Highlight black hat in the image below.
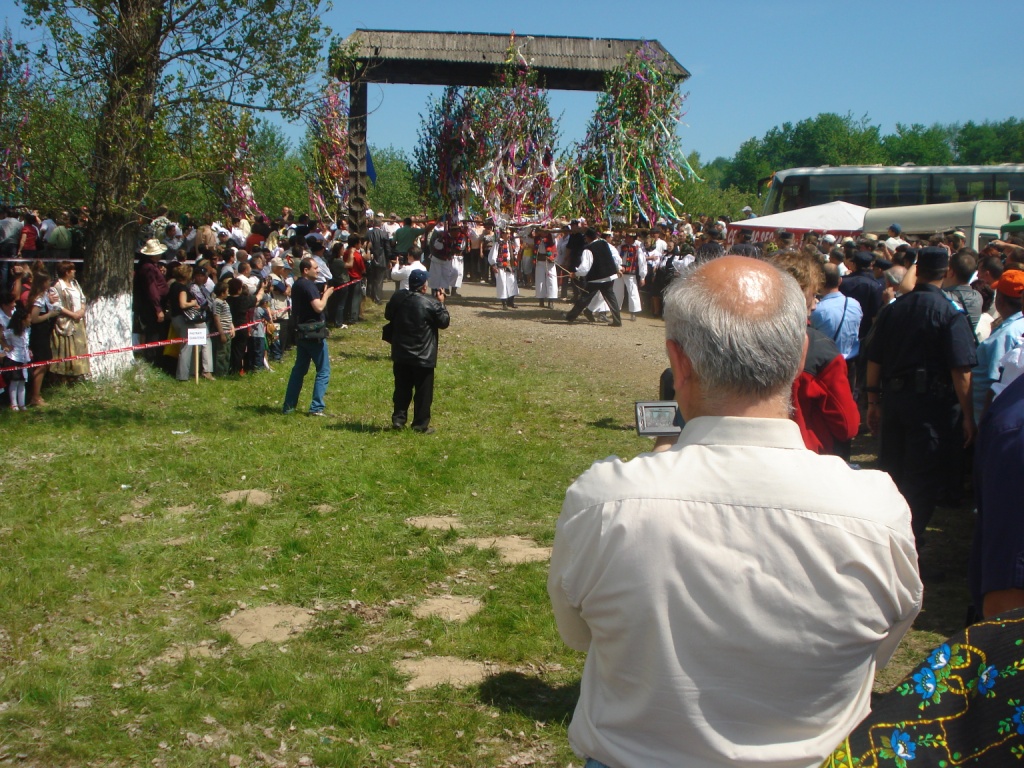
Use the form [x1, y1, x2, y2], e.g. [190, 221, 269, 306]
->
[917, 246, 950, 272]
[875, 258, 893, 270]
[853, 251, 874, 268]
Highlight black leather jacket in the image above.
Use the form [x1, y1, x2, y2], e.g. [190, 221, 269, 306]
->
[385, 289, 450, 367]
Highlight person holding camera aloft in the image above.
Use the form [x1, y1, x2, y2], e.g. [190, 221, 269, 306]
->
[282, 257, 334, 417]
[384, 269, 449, 434]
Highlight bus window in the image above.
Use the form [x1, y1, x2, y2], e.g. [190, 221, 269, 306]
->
[808, 174, 869, 207]
[779, 179, 807, 212]
[931, 175, 959, 204]
[994, 174, 1024, 200]
[872, 174, 927, 208]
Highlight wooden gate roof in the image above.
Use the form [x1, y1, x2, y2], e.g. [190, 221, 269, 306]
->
[336, 29, 689, 91]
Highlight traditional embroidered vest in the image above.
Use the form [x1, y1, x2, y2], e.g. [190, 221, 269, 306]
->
[498, 242, 517, 270]
[620, 243, 638, 274]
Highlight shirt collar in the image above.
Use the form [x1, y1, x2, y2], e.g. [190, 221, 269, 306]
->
[678, 416, 807, 450]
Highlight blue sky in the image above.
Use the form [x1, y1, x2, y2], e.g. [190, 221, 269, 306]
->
[3, 0, 1019, 164]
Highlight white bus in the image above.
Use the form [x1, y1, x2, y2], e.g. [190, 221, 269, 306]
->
[761, 165, 1024, 216]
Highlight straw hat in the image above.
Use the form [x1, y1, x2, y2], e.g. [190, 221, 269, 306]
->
[140, 238, 168, 256]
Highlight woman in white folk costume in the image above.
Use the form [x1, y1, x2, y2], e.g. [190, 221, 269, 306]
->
[488, 228, 520, 309]
[614, 231, 648, 321]
[534, 229, 559, 309]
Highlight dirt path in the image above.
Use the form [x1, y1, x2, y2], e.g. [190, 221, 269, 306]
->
[429, 280, 669, 389]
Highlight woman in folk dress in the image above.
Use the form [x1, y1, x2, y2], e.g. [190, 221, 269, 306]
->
[488, 228, 520, 309]
[50, 261, 91, 380]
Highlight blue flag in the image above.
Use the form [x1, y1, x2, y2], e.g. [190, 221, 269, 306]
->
[366, 147, 377, 185]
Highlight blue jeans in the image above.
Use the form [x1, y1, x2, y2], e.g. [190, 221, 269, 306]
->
[585, 760, 612, 768]
[282, 338, 330, 413]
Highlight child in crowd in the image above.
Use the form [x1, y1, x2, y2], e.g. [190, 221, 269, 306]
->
[251, 295, 272, 372]
[211, 280, 234, 377]
[2, 295, 31, 411]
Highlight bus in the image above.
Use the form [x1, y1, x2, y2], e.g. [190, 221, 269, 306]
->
[761, 165, 1024, 216]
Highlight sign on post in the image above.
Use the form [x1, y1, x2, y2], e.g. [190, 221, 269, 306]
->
[187, 328, 207, 384]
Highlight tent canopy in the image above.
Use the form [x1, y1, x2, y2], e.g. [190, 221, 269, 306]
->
[729, 201, 868, 235]
[1001, 218, 1024, 234]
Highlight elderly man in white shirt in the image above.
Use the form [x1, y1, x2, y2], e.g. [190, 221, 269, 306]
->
[549, 255, 922, 768]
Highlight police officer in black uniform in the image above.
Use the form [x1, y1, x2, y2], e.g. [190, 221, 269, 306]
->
[865, 247, 978, 543]
[563, 228, 622, 327]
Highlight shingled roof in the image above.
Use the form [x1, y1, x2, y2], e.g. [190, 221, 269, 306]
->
[336, 29, 689, 91]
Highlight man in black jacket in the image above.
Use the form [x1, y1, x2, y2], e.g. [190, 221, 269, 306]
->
[564, 228, 623, 326]
[385, 269, 450, 434]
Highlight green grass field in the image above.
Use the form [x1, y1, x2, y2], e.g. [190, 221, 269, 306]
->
[0, 303, 973, 767]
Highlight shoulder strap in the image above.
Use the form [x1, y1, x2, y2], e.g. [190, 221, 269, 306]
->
[832, 298, 848, 343]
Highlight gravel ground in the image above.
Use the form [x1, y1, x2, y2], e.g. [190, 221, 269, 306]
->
[430, 279, 670, 392]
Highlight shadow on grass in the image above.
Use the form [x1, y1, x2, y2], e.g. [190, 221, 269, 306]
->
[328, 421, 386, 434]
[588, 417, 633, 432]
[33, 405, 150, 427]
[478, 671, 579, 725]
[236, 404, 282, 416]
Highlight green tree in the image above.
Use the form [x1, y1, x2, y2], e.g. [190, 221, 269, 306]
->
[881, 123, 955, 165]
[249, 122, 308, 221]
[722, 113, 886, 192]
[0, 28, 33, 206]
[17, 0, 327, 376]
[18, 86, 97, 211]
[368, 145, 419, 218]
[955, 119, 1024, 164]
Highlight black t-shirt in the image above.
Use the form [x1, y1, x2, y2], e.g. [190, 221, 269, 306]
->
[226, 293, 255, 326]
[291, 277, 323, 324]
[167, 281, 188, 317]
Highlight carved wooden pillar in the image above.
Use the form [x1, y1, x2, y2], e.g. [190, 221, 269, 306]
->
[346, 80, 368, 237]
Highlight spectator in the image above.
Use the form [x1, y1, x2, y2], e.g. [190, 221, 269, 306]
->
[49, 261, 90, 382]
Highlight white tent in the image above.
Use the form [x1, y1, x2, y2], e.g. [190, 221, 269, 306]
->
[727, 201, 867, 246]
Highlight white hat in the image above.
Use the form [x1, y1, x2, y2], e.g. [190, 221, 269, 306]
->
[821, 234, 837, 245]
[140, 238, 168, 256]
[741, 206, 753, 213]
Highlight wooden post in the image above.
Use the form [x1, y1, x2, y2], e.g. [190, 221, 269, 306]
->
[347, 80, 369, 238]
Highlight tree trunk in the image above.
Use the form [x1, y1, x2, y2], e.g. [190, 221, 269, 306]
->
[82, 0, 163, 378]
[84, 218, 137, 377]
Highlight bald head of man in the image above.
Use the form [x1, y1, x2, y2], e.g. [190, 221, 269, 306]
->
[664, 255, 807, 419]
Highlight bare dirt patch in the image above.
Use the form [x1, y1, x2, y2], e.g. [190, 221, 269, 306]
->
[119, 513, 149, 524]
[154, 640, 224, 664]
[219, 605, 314, 648]
[219, 489, 273, 506]
[445, 282, 667, 387]
[164, 536, 193, 547]
[312, 503, 334, 514]
[412, 596, 483, 622]
[166, 504, 195, 517]
[462, 536, 551, 564]
[394, 656, 498, 691]
[406, 515, 465, 530]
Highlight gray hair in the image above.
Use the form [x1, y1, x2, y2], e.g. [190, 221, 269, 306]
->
[664, 263, 806, 399]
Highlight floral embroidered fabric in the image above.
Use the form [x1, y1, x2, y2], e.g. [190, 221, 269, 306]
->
[823, 609, 1024, 767]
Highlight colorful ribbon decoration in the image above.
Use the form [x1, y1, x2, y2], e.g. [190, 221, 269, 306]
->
[562, 43, 697, 227]
[307, 82, 350, 223]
